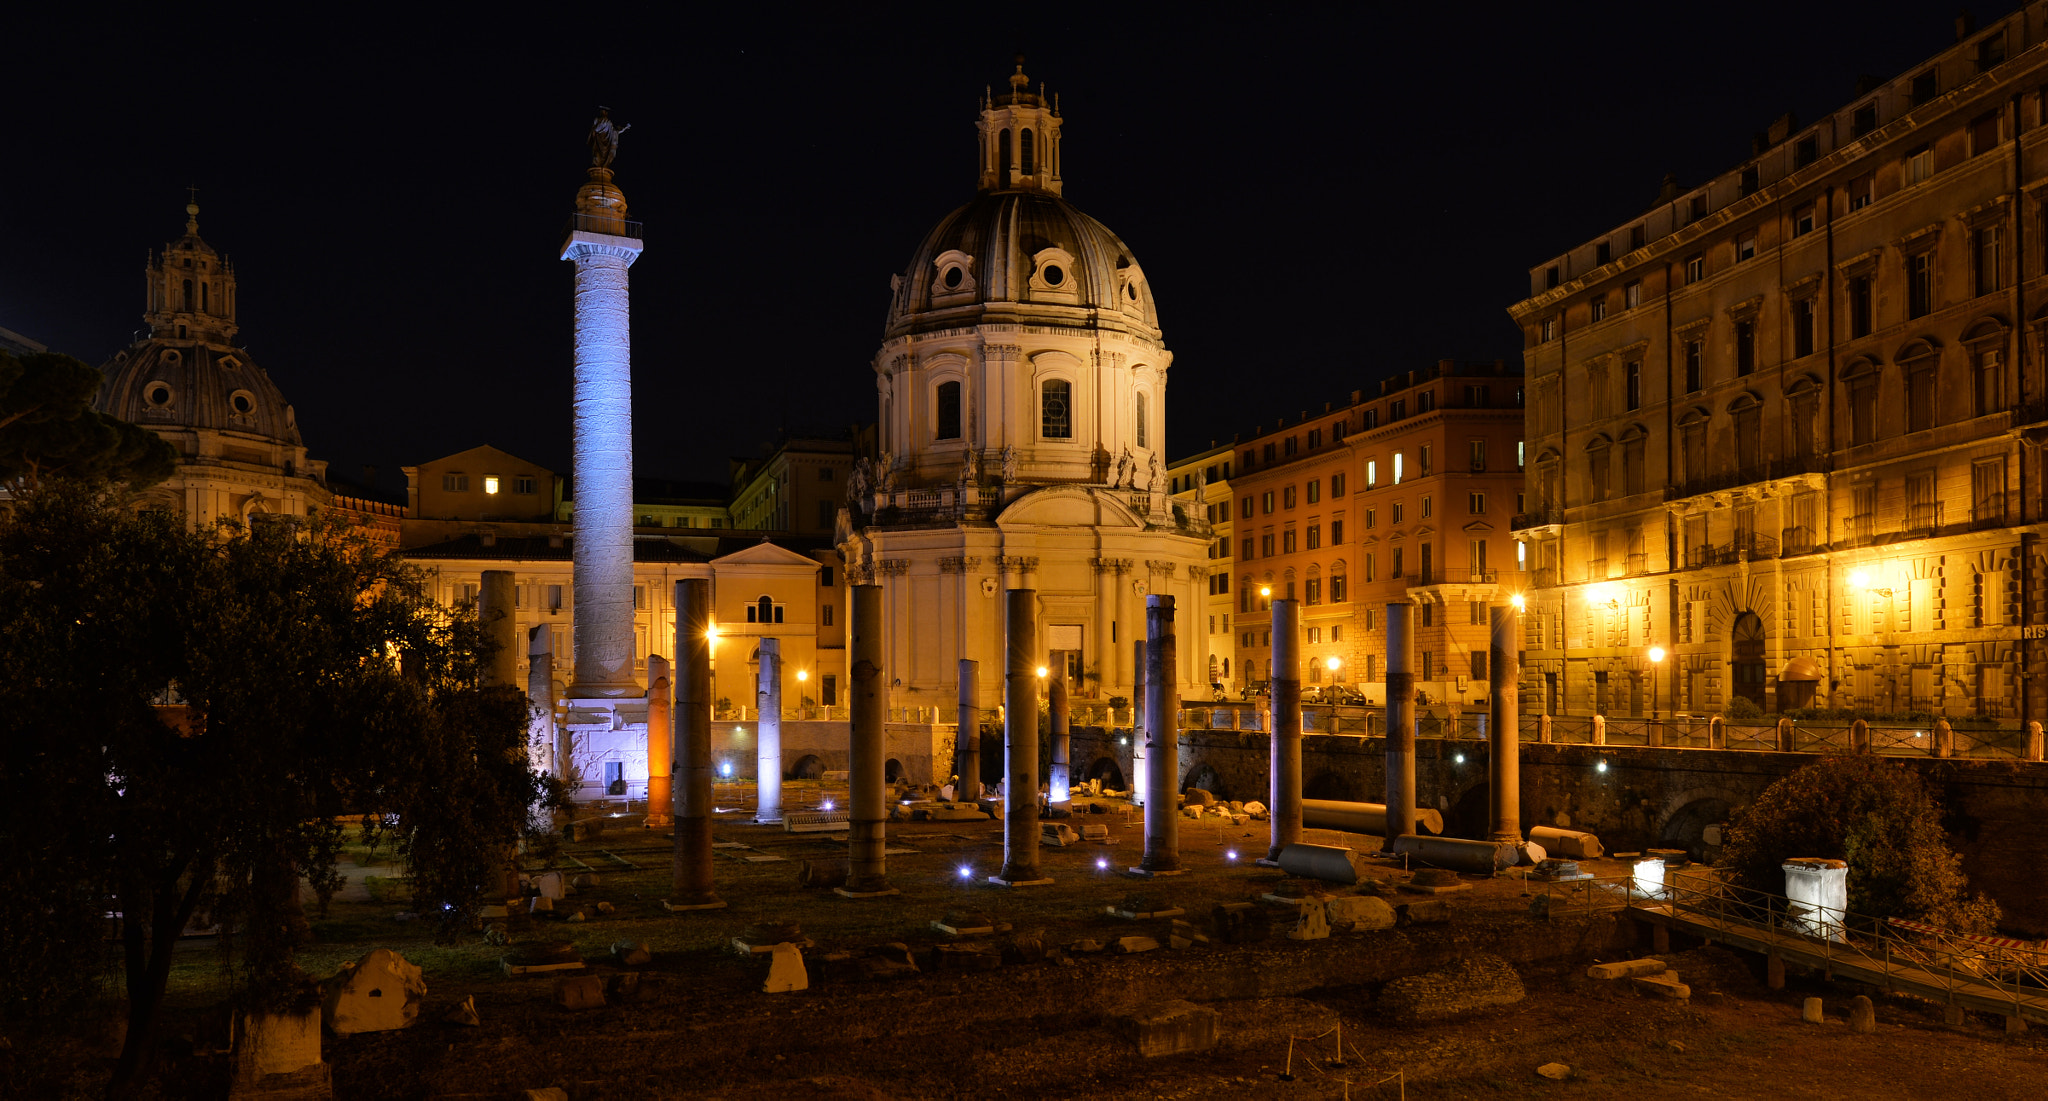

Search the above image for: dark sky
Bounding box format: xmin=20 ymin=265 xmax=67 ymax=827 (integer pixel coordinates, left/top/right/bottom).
xmin=3 ymin=4 xmax=1989 ymax=494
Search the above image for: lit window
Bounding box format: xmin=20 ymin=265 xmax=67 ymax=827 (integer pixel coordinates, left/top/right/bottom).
xmin=484 ymin=475 xmax=501 ymax=495
xmin=1393 ymin=452 xmax=1404 ymax=484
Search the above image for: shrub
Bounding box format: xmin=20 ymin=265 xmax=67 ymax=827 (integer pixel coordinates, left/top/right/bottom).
xmin=1723 ymin=695 xmax=1764 ymax=722
xmin=1715 ymin=754 xmax=1999 ymax=932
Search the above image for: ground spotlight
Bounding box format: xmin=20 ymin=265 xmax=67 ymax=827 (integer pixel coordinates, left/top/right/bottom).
xmin=1225 ymin=849 xmax=1238 ymax=861
xmin=957 ymin=864 xmax=973 ymax=879
xmin=1595 ymin=759 xmax=1608 ymax=773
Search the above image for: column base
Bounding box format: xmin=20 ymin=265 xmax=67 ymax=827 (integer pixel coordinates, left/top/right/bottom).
xmin=754 ymin=814 xmax=784 ymax=825
xmin=833 ymin=884 xmax=901 ymax=899
xmin=661 ymin=896 xmax=727 ymax=912
xmin=986 ymin=876 xmax=1054 ymax=888
xmin=1127 ymin=866 xmax=1185 ymax=877
xmin=643 ymin=815 xmax=673 ymax=828
xmin=1254 ymin=857 xmax=1284 ymax=868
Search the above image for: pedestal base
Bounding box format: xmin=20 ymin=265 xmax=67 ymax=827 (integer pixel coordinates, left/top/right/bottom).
xmin=1254 ymin=858 xmax=1284 ymax=868
xmin=985 ymin=876 xmax=1054 ymax=888
xmin=832 ymin=886 xmax=902 ymax=899
xmin=1127 ymin=867 xmax=1186 ymax=877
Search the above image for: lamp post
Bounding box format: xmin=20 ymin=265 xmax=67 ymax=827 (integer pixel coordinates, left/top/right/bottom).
xmin=796 ymin=668 xmax=809 ymax=718
xmin=1648 ymin=646 xmax=1666 ymax=721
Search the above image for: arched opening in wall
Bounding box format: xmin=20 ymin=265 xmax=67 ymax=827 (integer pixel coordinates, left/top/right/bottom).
xmin=1136 ymin=391 xmax=1150 ymax=449
xmin=1183 ymin=762 xmax=1226 ymax=801
xmin=790 ymin=754 xmax=824 ymax=780
xmin=885 ymin=758 xmax=903 ymax=783
xmin=935 ymin=380 xmax=962 ymax=440
xmin=1730 ymin=611 xmax=1767 ymax=709
xmin=1303 ymin=770 xmax=1363 ymax=802
xmin=1660 ymin=797 xmax=1732 ymax=862
xmin=1446 ymin=782 xmax=1490 ymax=840
xmin=998 ymin=128 xmax=1011 ymax=179
xmin=1020 ymin=127 xmax=1035 ymax=174
xmin=1041 ymin=378 xmax=1072 ymax=439
xmin=1086 ymin=757 xmax=1126 ymax=791
xmin=182 ymin=279 xmax=193 ymax=311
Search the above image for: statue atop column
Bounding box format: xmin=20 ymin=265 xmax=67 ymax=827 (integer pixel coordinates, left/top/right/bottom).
xmin=588 ymin=107 xmax=632 ymax=168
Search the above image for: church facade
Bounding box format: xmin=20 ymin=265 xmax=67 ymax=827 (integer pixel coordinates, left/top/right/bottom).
xmin=840 ymin=64 xmax=1213 ymax=708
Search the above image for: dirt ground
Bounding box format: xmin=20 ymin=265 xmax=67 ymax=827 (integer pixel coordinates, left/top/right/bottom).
xmin=8 ymin=790 xmax=2047 ymax=1098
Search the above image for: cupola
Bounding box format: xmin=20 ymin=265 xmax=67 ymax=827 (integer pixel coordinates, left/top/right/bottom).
xmin=977 ymin=58 xmax=1063 ymax=196
xmin=144 ymin=198 xmax=239 ymax=345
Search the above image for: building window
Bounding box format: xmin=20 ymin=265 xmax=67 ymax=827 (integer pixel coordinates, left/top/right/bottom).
xmin=1735 ymin=233 xmax=1756 ymax=262
xmin=515 ymin=475 xmax=537 ymax=494
xmin=1630 ymin=225 xmax=1646 ymax=249
xmin=1262 ymin=491 xmax=1275 ymax=514
xmin=1540 ymin=317 xmax=1558 ymax=342
xmin=1684 ymin=254 xmax=1704 ymax=283
xmin=442 ymin=473 xmax=469 ymax=492
xmin=1469 ymin=439 xmax=1486 ymax=471
xmin=1419 ymin=445 xmax=1432 ymax=476
xmin=1596 ymin=240 xmax=1611 ymax=265
xmin=1241 ymin=496 xmax=1254 ymax=520
xmin=1331 ymin=576 xmax=1347 ymax=602
xmin=936 ymin=380 xmax=962 ymax=440
xmin=1794 ymin=137 xmax=1818 ymax=169
xmin=1392 ymin=548 xmax=1404 ymax=578
xmin=1906 ymin=355 xmax=1937 ymax=433
xmin=1687 ymin=194 xmax=1707 ymax=223
xmin=1849 ymin=371 xmax=1879 ymax=446
xmin=1366 ymin=460 xmax=1378 ymax=488
xmin=547 ymin=584 xmax=563 ymax=611
xmin=1136 ymin=391 xmax=1150 ymax=449
xmin=1283 ymin=486 xmax=1297 ymax=509
xmin=1591 ymin=298 xmax=1607 ymax=322
xmin=1975 ymin=224 xmax=2005 ymax=295
xmin=1421 ymin=495 xmax=1433 ymax=519
xmin=1971 ymin=110 xmax=2000 ymax=156
xmin=1282 ymin=529 xmax=1297 ymax=554
xmin=1906 ymin=145 xmax=1933 ymax=186
xmin=1973 ymin=343 xmax=2005 ymax=417
xmin=1040 ymin=379 xmax=1072 ymax=438
xmin=1624 ymin=280 xmax=1641 ymax=309
xmin=1848 ymin=173 xmax=1873 ymax=210
xmin=1330 ymin=519 xmax=1343 ymax=543
xmin=1469 ymin=492 xmax=1486 ymax=514
xmin=1545 ymin=265 xmax=1561 ymax=288
xmin=1973 ymin=458 xmax=2007 ymax=524
xmin=1307 ymin=479 xmax=1321 ymax=504
xmin=1392 ymin=502 xmax=1404 ymax=524
xmin=1330 ymin=472 xmax=1346 ymax=496
xmin=1305 ymin=578 xmax=1320 ymax=605
xmin=1849 ymin=275 xmax=1873 ymax=336
xmin=1241 ymin=537 xmax=1255 ymax=560
xmin=1908 ymin=251 xmax=1934 ymax=318
xmin=1792 ymin=298 xmax=1816 ymax=358
xmin=1364 ymin=508 xmax=1375 ymax=530
xmin=1624 ymin=360 xmax=1642 ymax=410
xmin=1910 ymin=69 xmax=1936 ymax=106
xmin=1261 ymin=534 xmax=1275 ymax=557
xmin=1735 ymin=318 xmax=1756 ymax=375
xmin=1793 ymin=204 xmax=1815 ymax=236
xmin=821 ymin=604 xmax=834 ymax=626
xmin=1852 ymin=103 xmax=1878 ymax=137
xmin=1393 ymin=452 xmax=1405 ymax=484
xmin=1684 ymin=339 xmax=1703 ymax=392
xmin=1306 ymin=524 xmax=1321 ymax=550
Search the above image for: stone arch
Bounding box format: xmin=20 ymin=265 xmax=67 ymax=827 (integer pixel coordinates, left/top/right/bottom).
xmin=1304 ymin=769 xmax=1365 ymax=801
xmin=1085 ymin=756 xmax=1126 ymax=790
xmin=1654 ymin=785 xmax=1753 ymax=861
xmin=1182 ymin=761 xmax=1227 ymax=800
xmin=790 ymin=754 xmax=824 ymax=780
xmin=885 ymin=757 xmax=903 ymax=783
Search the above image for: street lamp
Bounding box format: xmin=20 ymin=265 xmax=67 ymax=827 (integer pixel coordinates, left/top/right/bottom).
xmin=1510 ymin=593 xmax=1525 ymax=611
xmin=1648 ymin=645 xmax=1666 ymax=721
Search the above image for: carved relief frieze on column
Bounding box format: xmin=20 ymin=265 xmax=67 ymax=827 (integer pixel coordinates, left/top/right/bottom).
xmin=1187 ymin=565 xmax=1210 ymax=583
xmin=1145 ymin=559 xmax=1178 ymax=579
xmin=939 ymin=556 xmax=983 ymax=574
xmin=877 ymin=559 xmax=911 ymax=576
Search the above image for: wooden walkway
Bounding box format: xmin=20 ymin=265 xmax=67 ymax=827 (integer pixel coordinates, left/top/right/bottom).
xmin=1632 ymin=900 xmax=2048 ymax=1026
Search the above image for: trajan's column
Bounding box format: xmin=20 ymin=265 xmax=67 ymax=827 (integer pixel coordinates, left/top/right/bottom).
xmin=561 ymin=108 xmax=643 ymax=698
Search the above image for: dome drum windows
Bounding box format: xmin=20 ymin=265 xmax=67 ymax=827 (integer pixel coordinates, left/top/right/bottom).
xmin=144 ymin=382 xmax=174 ymax=413
xmin=930 ymin=250 xmax=977 ymax=304
xmin=228 ymin=389 xmax=257 ymax=418
xmin=935 ymin=379 xmax=963 ymax=441
xmin=1029 ymin=247 xmax=1080 ymax=301
xmin=1041 ymin=378 xmax=1073 ymax=440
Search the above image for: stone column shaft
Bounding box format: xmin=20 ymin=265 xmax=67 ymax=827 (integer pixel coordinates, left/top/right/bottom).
xmin=847 ymin=585 xmax=893 ymax=892
xmin=1131 ymin=637 xmax=1149 ymax=805
xmin=668 ymin=579 xmax=722 ymax=908
xmin=1487 ymin=605 xmax=1521 ymax=842
xmin=527 ymin=626 xmax=556 ymax=777
xmin=478 ymin=570 xmax=519 ymax=689
xmin=561 ymin=227 xmax=641 ymax=696
xmin=957 ymin=659 xmax=981 ymax=798
xmin=1049 ymin=650 xmax=1071 ymax=807
xmin=998 ymin=589 xmax=1044 ymax=883
xmin=644 ymin=654 xmax=672 ymax=828
xmin=1384 ymin=602 xmax=1418 ymax=849
xmin=755 ymin=639 xmax=783 ymax=823
xmin=1140 ymin=595 xmax=1182 ymax=873
xmin=1269 ymin=599 xmax=1303 ymax=861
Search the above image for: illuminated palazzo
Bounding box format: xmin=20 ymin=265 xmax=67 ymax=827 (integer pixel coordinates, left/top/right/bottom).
xmin=839 ymin=63 xmax=1212 ymax=708
xmin=1511 ymin=7 xmax=2048 ymax=724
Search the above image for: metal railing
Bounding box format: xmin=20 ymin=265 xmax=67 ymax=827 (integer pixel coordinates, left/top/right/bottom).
xmin=563 ymin=212 xmax=645 ymax=239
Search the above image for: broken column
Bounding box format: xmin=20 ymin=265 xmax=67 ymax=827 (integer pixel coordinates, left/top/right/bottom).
xmin=993 ymin=589 xmax=1047 ymax=885
xmin=644 ymin=654 xmax=672 ymax=828
xmin=755 ymin=638 xmax=783 ymax=823
xmin=1268 ymin=598 xmax=1303 ymax=862
xmin=843 ymin=584 xmax=895 ymax=895
xmin=957 ymin=659 xmax=980 ymax=798
xmin=1487 ymin=602 xmax=1521 ymax=843
xmin=478 ymin=570 xmax=519 ymax=689
xmin=1048 ymin=649 xmax=1071 ymax=812
xmin=527 ymin=625 xmax=556 ymax=777
xmin=1131 ymin=637 xmax=1149 ymax=806
xmin=666 ymin=578 xmax=723 ymax=910
xmin=1139 ymin=595 xmax=1182 ymax=875
xmin=1383 ymin=601 xmax=1418 ymax=849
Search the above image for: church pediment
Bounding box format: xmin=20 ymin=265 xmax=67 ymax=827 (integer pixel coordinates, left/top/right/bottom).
xmin=711 ymin=540 xmax=825 ymax=568
xmin=1462 ymin=520 xmax=1495 ymax=533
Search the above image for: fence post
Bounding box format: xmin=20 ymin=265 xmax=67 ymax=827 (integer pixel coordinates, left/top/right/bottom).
xmin=1591 ymin=714 xmax=1606 ymax=746
xmin=1850 ymin=719 xmax=1870 ymax=754
xmin=1709 ymin=716 xmax=1724 ymax=750
xmin=1539 ymin=714 xmax=1552 ymax=744
xmin=2029 ymin=721 xmax=2044 ymax=762
xmin=1776 ymin=717 xmax=1794 ymax=753
xmin=1933 ymin=719 xmax=1953 ymax=759
xmin=1648 ymin=719 xmax=1663 ymax=749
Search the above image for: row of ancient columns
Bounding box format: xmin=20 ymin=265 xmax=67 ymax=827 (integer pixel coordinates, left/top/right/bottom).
xmin=1263 ymin=598 xmax=1524 ymax=861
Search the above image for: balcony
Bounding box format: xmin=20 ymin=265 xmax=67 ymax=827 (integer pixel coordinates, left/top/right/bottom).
xmin=1665 ymin=454 xmax=1831 ymax=502
xmin=1781 ymin=525 xmax=1818 ymax=554
xmin=1468 ymin=568 xmax=1498 ymax=584
xmin=562 ymin=212 xmax=645 ymax=239
xmin=1513 ymin=507 xmax=1565 ymax=531
xmin=1622 ymin=553 xmax=1648 ymax=576
xmin=1904 ymin=501 xmax=1943 ymax=534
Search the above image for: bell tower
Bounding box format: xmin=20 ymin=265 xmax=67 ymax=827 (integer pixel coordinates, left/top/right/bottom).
xmin=144 ymin=198 xmax=239 ymax=345
xmin=977 ymin=58 xmax=1062 ymax=195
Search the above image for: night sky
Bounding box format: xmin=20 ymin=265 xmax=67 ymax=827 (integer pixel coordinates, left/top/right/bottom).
xmin=3 ymin=5 xmax=1986 ymax=494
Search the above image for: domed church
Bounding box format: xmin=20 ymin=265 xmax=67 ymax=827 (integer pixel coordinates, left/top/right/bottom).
xmin=840 ymin=63 xmax=1213 ymax=708
xmin=96 ymin=202 xmax=330 ymax=525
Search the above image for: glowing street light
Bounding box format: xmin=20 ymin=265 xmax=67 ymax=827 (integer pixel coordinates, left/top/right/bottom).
xmin=1326 ymin=657 xmax=1342 ymax=672
xmin=796 ymin=669 xmax=808 ymax=683
xmin=1036 ymin=666 xmax=1049 ymax=679
xmin=1648 ymin=646 xmax=1666 ymax=721
xmin=1510 ymin=593 xmax=1526 ymax=611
